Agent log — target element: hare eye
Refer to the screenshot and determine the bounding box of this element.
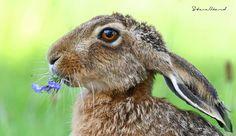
[98,28,119,43]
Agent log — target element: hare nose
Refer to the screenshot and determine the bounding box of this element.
[49,56,61,65]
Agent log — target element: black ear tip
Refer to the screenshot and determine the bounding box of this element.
[225,119,233,132]
[215,103,233,132]
[226,122,233,132]
[217,120,233,132]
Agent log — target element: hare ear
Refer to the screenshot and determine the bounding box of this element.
[155,52,232,132]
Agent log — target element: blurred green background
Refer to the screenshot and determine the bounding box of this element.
[0,0,235,135]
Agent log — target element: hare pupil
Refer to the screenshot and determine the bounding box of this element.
[104,29,114,38]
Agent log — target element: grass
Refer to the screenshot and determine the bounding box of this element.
[0,0,235,135]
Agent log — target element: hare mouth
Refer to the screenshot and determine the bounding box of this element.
[49,65,81,87]
[62,76,73,86]
[61,76,81,87]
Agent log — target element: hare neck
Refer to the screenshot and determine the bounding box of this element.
[78,71,155,107]
[72,72,155,135]
[121,71,154,100]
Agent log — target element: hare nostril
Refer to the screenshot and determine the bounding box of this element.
[49,56,60,65]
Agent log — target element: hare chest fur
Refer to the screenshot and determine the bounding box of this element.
[71,75,222,136]
[47,13,232,135]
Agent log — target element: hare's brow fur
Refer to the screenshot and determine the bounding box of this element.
[112,13,167,52]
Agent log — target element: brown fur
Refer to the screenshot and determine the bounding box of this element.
[47,13,225,135]
[71,74,222,136]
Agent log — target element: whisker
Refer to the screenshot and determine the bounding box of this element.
[68,73,74,103]
[32,61,48,64]
[90,83,95,114]
[34,74,49,83]
[32,67,48,71]
[90,82,95,136]
[71,71,85,115]
[32,72,50,77]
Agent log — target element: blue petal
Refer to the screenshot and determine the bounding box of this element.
[32,83,44,93]
[32,80,61,94]
[48,81,61,90]
[41,86,51,92]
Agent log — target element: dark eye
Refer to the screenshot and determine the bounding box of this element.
[99,28,119,42]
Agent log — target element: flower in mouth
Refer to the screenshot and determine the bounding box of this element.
[32,75,61,93]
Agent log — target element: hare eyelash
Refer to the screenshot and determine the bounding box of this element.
[93,22,125,37]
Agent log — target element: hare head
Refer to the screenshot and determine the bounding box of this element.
[47,13,232,132]
[47,13,168,92]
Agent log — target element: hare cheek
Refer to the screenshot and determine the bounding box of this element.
[49,64,53,73]
[83,80,108,91]
[49,64,60,76]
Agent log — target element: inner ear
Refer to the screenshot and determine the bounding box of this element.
[164,76,181,98]
[164,75,205,107]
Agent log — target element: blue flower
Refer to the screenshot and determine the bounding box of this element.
[32,80,61,93]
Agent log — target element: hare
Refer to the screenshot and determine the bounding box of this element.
[47,13,232,136]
